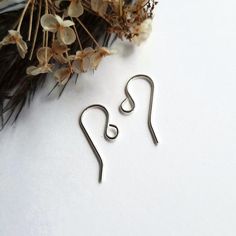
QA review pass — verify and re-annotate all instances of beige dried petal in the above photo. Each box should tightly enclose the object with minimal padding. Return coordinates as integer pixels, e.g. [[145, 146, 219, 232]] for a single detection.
[[97, 47, 112, 56], [72, 60, 81, 73], [41, 14, 58, 32], [37, 47, 53, 64], [68, 0, 84, 18], [8, 30, 21, 38], [81, 56, 91, 72], [52, 40, 68, 54], [0, 30, 17, 46], [54, 67, 71, 85], [55, 15, 74, 27], [62, 20, 75, 27], [57, 27, 76, 45], [75, 47, 94, 59], [90, 52, 102, 69], [72, 47, 96, 72], [83, 47, 95, 54], [72, 56, 91, 73], [90, 47, 112, 69], [51, 41, 68, 64], [26, 64, 52, 76], [16, 38, 28, 58]]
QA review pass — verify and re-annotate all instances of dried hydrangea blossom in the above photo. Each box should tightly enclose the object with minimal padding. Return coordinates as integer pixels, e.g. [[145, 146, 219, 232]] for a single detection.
[[0, 0, 157, 125], [1, 0, 157, 80]]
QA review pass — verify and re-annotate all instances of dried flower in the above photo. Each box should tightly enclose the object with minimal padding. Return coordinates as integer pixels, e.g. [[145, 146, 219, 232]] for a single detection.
[[90, 47, 113, 69], [0, 30, 27, 58], [72, 47, 95, 73], [41, 14, 76, 45], [131, 19, 153, 45], [54, 67, 72, 85], [26, 47, 53, 75], [51, 40, 69, 64]]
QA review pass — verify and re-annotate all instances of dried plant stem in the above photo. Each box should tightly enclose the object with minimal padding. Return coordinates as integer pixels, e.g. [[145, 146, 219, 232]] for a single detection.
[[28, 0, 35, 41], [45, 31, 49, 62], [17, 0, 32, 32], [65, 51, 72, 68], [44, 0, 49, 62], [43, 30, 46, 47], [45, 0, 49, 14], [119, 0, 123, 16], [76, 18, 100, 48], [30, 0, 42, 60], [70, 17, 83, 50]]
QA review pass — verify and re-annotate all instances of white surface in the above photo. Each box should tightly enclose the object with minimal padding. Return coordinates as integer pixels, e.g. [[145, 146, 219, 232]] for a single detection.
[[1, 0, 236, 235]]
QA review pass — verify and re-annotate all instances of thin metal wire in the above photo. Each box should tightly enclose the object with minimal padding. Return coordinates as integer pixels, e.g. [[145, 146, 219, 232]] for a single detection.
[[119, 74, 158, 145], [79, 104, 119, 183]]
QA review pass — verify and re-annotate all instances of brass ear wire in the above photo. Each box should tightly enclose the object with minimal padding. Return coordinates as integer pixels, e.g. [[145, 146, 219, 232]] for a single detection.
[[79, 104, 119, 183], [119, 74, 158, 145]]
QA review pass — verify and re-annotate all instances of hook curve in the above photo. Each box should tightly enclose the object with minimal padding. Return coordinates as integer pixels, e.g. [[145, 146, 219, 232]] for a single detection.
[[79, 104, 119, 183], [119, 74, 158, 145]]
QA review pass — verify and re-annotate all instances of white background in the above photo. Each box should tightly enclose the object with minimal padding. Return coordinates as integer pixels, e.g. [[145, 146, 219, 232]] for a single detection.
[[1, 0, 236, 235]]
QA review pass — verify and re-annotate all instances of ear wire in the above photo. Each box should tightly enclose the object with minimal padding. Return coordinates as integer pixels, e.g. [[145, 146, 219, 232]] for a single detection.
[[79, 104, 119, 183], [119, 74, 158, 145]]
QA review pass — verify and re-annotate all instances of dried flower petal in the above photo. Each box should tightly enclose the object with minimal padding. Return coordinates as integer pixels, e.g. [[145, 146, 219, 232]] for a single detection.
[[26, 64, 53, 76], [26, 47, 53, 75], [57, 27, 76, 45], [41, 14, 58, 33], [55, 15, 74, 27], [72, 47, 95, 72], [68, 0, 84, 18], [90, 47, 113, 69], [52, 40, 68, 64], [54, 67, 72, 85], [37, 47, 53, 65], [0, 30, 28, 58]]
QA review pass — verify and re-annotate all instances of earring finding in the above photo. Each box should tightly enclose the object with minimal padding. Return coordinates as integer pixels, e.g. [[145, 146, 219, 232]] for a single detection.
[[119, 74, 158, 145], [79, 104, 119, 183]]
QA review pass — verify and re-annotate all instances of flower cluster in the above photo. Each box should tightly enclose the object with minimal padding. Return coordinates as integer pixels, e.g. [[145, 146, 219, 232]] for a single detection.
[[0, 0, 157, 85]]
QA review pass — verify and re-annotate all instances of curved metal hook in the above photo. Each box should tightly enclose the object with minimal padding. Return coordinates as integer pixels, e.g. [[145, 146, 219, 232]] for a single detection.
[[119, 74, 158, 145], [79, 104, 119, 183]]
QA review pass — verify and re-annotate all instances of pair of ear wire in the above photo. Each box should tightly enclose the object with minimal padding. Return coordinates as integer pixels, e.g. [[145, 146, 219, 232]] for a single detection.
[[79, 74, 158, 183]]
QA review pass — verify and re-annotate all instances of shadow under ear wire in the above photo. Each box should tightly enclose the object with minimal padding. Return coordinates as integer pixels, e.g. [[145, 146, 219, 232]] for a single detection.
[[119, 74, 158, 145], [79, 104, 119, 183]]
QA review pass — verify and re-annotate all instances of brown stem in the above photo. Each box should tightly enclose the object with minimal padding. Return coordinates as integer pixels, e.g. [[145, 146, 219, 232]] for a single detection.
[[17, 0, 32, 32], [29, 0, 42, 60], [28, 0, 35, 41], [76, 18, 100, 48]]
